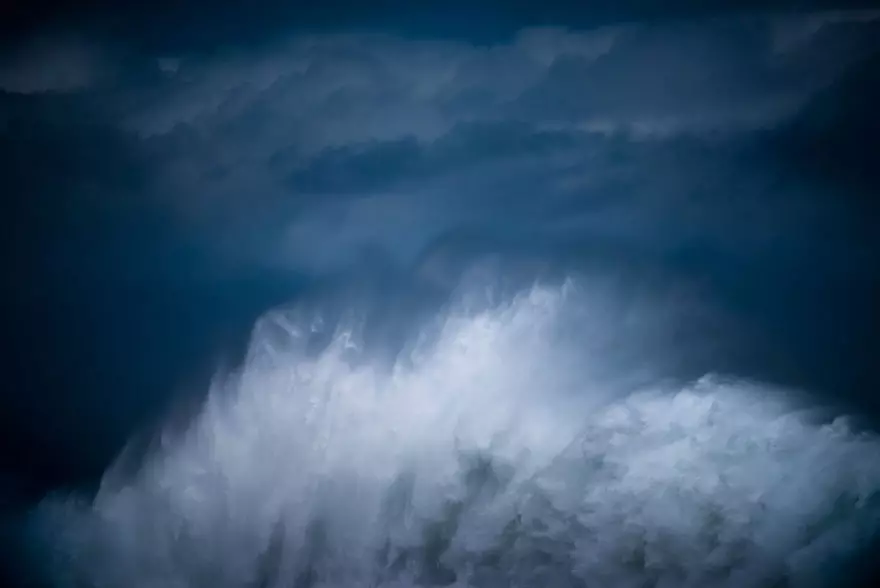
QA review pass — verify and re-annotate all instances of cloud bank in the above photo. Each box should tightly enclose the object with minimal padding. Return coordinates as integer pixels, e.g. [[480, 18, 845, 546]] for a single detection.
[[6, 14, 878, 274]]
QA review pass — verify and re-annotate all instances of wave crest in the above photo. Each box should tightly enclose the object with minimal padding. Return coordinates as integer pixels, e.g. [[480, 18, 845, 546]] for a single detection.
[[31, 281, 880, 587]]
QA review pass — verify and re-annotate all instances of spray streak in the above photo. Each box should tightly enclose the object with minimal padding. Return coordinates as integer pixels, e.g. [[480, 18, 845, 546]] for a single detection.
[[32, 280, 880, 587]]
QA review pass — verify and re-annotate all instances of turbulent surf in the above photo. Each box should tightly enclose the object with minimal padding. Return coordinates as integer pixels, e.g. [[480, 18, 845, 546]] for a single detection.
[[29, 277, 880, 588]]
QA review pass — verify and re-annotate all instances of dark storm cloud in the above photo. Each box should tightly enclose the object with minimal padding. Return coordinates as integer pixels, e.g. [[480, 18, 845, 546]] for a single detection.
[[4, 12, 878, 330], [31, 14, 867, 254], [282, 122, 578, 195], [512, 23, 797, 127], [130, 19, 876, 273], [111, 15, 877, 137]]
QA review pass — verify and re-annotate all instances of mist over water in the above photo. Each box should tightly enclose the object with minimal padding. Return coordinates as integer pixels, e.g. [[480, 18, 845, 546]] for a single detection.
[[27, 273, 880, 588]]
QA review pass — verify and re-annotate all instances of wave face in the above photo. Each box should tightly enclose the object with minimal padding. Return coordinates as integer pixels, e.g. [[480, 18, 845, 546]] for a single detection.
[[30, 278, 880, 588]]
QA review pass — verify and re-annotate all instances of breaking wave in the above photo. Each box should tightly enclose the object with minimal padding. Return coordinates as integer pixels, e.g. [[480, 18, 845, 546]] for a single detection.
[[29, 277, 880, 587]]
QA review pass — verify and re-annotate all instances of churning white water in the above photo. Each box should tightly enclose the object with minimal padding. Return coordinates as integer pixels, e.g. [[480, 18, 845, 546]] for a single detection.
[[30, 278, 880, 587]]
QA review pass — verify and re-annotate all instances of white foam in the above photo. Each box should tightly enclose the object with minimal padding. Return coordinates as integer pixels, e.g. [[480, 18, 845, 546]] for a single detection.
[[31, 281, 880, 587]]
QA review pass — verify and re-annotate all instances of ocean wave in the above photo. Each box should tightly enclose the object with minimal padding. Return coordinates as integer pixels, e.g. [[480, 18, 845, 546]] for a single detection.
[[30, 279, 880, 587]]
